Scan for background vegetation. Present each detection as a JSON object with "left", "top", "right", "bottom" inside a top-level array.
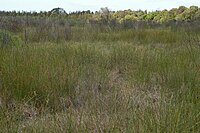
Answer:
[{"left": 0, "top": 6, "right": 200, "bottom": 132}]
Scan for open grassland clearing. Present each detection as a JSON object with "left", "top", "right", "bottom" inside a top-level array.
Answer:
[{"left": 0, "top": 28, "right": 200, "bottom": 132}]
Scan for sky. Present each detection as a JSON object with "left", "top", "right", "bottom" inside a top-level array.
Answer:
[{"left": 0, "top": 0, "right": 200, "bottom": 13}]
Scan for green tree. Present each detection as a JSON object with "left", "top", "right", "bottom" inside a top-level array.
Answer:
[
  {"left": 194, "top": 10, "right": 200, "bottom": 20},
  {"left": 146, "top": 11, "right": 160, "bottom": 21},
  {"left": 189, "top": 6, "right": 198, "bottom": 13},
  {"left": 177, "top": 6, "right": 187, "bottom": 14}
]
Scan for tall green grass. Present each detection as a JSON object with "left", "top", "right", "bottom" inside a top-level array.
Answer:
[
  {"left": 71, "top": 27, "right": 182, "bottom": 44},
  {"left": 0, "top": 28, "right": 199, "bottom": 132}
]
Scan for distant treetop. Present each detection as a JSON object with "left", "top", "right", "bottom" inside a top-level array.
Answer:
[{"left": 50, "top": 8, "right": 66, "bottom": 14}]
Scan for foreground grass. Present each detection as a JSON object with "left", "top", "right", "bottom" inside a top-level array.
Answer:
[{"left": 0, "top": 33, "right": 200, "bottom": 132}]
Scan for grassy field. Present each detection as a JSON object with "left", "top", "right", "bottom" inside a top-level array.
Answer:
[{"left": 0, "top": 28, "right": 200, "bottom": 132}]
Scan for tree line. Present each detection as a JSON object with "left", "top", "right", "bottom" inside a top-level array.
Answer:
[{"left": 0, "top": 6, "right": 200, "bottom": 23}]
